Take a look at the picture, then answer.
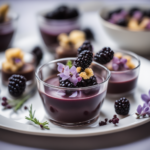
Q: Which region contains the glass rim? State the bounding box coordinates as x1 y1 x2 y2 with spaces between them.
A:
35 57 111 90
111 49 141 73
0 11 19 26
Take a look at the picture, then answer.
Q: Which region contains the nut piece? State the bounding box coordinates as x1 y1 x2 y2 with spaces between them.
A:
76 67 81 73
69 30 85 44
0 4 9 22
139 17 150 29
114 53 122 59
2 48 24 72
79 68 94 79
128 19 141 31
57 30 86 51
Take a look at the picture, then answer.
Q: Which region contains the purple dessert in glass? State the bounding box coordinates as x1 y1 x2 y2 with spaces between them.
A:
37 6 80 53
0 12 18 51
107 50 140 97
36 58 110 127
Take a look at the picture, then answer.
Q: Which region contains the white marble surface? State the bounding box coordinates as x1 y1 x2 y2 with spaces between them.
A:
1 0 150 150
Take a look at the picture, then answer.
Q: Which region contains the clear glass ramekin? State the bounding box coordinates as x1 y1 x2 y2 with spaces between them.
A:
37 10 80 53
36 58 111 127
0 11 18 51
107 50 140 97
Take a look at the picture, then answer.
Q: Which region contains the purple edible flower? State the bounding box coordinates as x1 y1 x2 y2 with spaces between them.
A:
136 90 150 118
13 58 21 64
133 11 143 21
57 63 82 86
146 20 150 30
112 57 128 71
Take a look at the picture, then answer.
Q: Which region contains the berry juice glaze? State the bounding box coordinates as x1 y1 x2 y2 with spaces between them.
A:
39 75 106 123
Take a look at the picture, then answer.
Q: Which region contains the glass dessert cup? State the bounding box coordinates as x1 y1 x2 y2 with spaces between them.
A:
2 52 36 86
36 58 111 127
37 11 80 53
107 50 140 97
0 12 18 52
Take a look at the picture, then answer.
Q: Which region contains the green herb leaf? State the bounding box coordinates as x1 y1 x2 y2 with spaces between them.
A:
25 105 50 130
66 60 72 68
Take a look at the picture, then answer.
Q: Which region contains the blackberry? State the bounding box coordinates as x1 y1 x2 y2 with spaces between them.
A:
129 7 140 16
8 75 26 97
82 28 94 40
94 47 114 64
74 50 93 71
115 97 130 115
116 19 127 27
77 76 97 87
78 41 93 54
59 78 75 88
32 46 43 66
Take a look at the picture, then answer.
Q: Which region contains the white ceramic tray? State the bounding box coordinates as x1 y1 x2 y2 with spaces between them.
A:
0 36 150 137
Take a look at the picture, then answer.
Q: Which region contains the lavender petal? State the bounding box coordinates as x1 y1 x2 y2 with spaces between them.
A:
59 73 70 80
70 66 77 75
112 64 119 71
57 63 65 73
137 105 143 115
69 91 78 98
141 94 150 104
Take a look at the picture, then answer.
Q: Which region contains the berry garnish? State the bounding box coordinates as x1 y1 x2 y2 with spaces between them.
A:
94 47 114 64
24 106 28 110
2 97 7 101
116 18 127 27
77 40 93 54
78 68 98 87
115 97 130 115
32 46 43 66
99 118 108 126
129 7 140 16
59 78 75 88
74 50 93 71
8 75 26 97
109 115 119 125
45 5 79 20
82 28 94 40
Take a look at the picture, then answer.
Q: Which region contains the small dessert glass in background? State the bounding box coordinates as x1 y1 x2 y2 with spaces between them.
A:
107 50 140 97
37 9 80 53
36 58 111 127
0 11 18 52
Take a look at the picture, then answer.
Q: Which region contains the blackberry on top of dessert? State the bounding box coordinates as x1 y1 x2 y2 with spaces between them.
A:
106 7 150 31
45 5 79 20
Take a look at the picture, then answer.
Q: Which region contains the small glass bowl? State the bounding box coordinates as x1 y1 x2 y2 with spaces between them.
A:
37 10 80 53
36 58 111 127
0 11 18 51
1 52 36 85
107 50 140 97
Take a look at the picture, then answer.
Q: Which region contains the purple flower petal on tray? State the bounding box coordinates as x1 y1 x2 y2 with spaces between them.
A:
141 94 150 104
69 91 78 98
137 105 143 115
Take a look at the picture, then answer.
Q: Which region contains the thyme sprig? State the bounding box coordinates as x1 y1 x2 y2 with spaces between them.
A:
25 105 50 130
